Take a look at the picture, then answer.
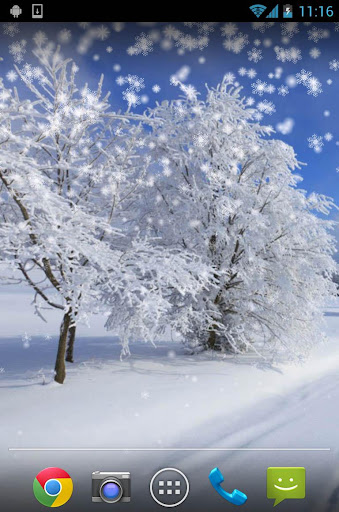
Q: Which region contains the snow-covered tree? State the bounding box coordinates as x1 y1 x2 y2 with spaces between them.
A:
138 78 338 358
0 42 212 383
1 39 336 382
102 238 213 356
0 44 140 382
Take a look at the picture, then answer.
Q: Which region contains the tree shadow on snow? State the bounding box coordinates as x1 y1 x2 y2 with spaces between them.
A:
0 335 285 386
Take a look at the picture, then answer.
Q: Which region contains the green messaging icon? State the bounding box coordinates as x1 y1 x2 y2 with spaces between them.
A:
267 467 306 507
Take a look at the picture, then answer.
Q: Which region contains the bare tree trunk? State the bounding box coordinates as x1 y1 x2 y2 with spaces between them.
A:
66 324 76 363
54 312 71 384
207 327 217 350
207 286 221 350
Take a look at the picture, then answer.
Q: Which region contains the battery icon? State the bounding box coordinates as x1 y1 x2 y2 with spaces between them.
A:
283 4 293 17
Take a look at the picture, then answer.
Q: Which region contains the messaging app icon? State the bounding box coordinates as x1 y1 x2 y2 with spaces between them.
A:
267 467 305 507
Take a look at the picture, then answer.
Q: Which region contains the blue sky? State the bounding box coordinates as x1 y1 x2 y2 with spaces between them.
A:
1 21 338 210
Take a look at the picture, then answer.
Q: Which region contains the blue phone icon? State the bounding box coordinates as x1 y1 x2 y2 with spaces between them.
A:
209 467 247 506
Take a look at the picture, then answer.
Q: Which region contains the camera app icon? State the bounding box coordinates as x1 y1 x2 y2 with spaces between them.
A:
92 471 131 504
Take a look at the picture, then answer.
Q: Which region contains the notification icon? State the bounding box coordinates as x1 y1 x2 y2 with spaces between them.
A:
32 4 43 18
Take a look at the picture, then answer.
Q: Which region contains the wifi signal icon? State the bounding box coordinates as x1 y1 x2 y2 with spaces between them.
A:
249 3 267 17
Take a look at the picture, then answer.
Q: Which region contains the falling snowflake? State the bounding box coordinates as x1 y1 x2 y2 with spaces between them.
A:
58 28 72 44
280 22 299 38
22 332 31 349
224 72 235 83
220 22 238 38
308 134 324 152
247 47 263 63
96 24 110 41
274 46 302 64
324 132 333 142
223 32 249 54
19 63 45 84
32 30 48 46
152 84 161 93
167 349 177 359
116 75 125 86
126 75 145 91
257 99 276 116
238 67 247 76
170 65 191 83
106 46 113 53
141 391 150 400
251 79 267 96
3 22 20 38
252 22 274 34
78 22 91 29
6 70 18 82
294 69 323 97
253 111 264 122
175 33 208 52
296 69 312 85
263 38 272 48
308 27 330 43
245 96 255 106
265 84 276 94
184 21 217 35
116 74 144 91
193 132 208 148
276 117 294 135
9 39 27 63
177 83 197 101
247 68 257 79
117 74 145 108
127 33 154 56
329 59 339 71
112 22 125 32
274 67 283 79
278 85 289 96
307 76 322 97
309 47 321 59
122 90 140 107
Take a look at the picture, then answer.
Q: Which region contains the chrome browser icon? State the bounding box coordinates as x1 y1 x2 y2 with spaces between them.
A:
33 467 73 507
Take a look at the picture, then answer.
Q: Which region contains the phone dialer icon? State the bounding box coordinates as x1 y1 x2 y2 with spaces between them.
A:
209 467 247 506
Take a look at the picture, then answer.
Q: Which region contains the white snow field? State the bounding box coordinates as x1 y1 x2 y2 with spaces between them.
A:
1 291 339 511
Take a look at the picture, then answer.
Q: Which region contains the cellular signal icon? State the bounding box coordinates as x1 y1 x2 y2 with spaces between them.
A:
249 4 267 17
266 3 279 17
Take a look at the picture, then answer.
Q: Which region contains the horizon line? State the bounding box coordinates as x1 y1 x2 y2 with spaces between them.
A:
8 447 331 452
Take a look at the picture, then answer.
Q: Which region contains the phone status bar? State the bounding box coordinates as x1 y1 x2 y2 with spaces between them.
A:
1 4 339 22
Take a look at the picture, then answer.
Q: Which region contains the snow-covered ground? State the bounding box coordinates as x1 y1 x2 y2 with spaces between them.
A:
1 292 339 510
